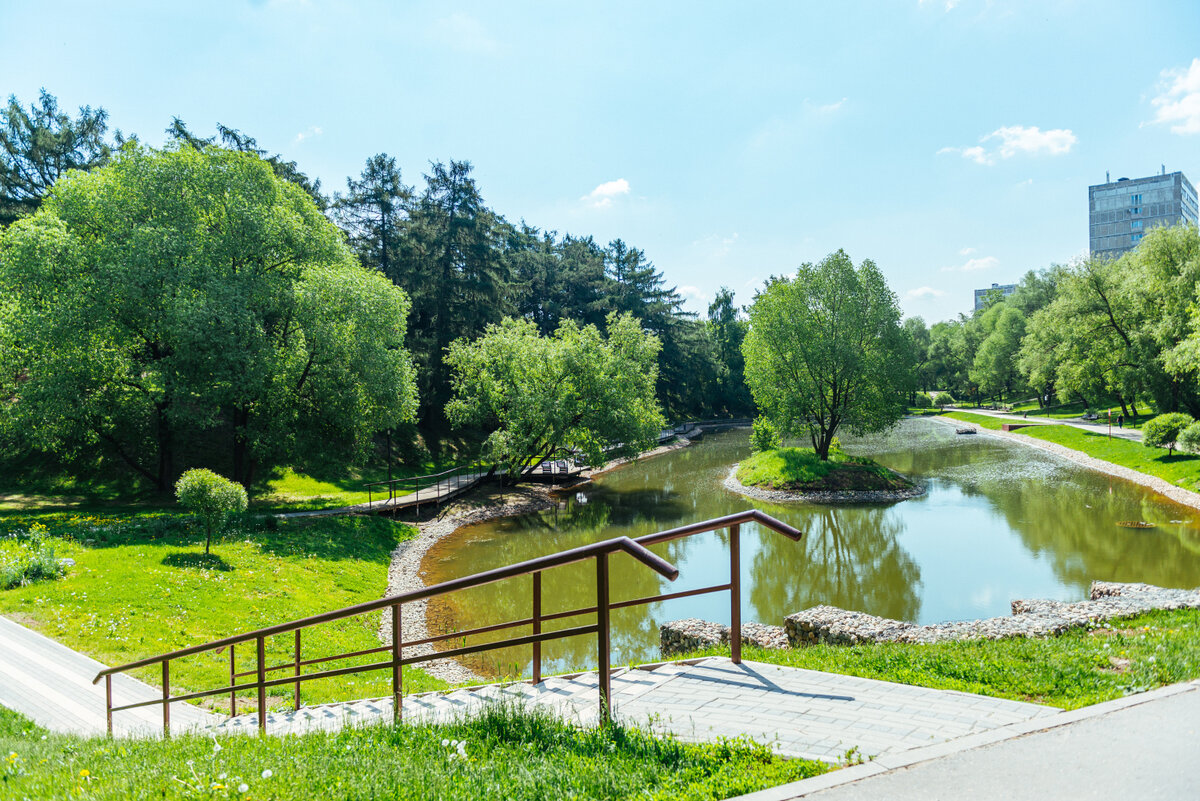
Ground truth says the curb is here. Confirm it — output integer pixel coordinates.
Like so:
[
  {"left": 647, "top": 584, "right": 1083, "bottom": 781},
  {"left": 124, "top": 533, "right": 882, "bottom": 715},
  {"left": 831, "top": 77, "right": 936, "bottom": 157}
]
[{"left": 729, "top": 679, "right": 1200, "bottom": 800}]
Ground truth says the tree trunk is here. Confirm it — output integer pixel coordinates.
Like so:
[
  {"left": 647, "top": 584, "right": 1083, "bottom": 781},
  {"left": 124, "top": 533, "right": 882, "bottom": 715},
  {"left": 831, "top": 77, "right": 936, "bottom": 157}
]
[{"left": 156, "top": 405, "right": 173, "bottom": 492}]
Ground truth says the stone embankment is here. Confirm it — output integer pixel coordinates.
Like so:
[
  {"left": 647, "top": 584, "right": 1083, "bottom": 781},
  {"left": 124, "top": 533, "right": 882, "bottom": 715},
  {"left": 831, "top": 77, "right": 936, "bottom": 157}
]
[
  {"left": 723, "top": 465, "right": 926, "bottom": 505},
  {"left": 659, "top": 618, "right": 789, "bottom": 656},
  {"left": 660, "top": 582, "right": 1200, "bottom": 656}
]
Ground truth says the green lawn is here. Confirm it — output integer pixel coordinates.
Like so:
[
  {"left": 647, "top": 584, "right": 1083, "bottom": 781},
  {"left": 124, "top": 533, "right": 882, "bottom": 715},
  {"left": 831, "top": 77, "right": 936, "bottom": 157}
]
[
  {"left": 685, "top": 608, "right": 1200, "bottom": 710},
  {"left": 945, "top": 411, "right": 1200, "bottom": 492},
  {"left": 737, "top": 447, "right": 910, "bottom": 491},
  {"left": 0, "top": 704, "right": 826, "bottom": 800},
  {"left": 0, "top": 512, "right": 445, "bottom": 711}
]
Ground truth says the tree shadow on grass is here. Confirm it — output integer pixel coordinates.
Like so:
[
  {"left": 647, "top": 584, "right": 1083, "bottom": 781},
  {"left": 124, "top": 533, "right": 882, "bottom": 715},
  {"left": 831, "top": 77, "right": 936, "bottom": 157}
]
[{"left": 162, "top": 552, "right": 234, "bottom": 571}]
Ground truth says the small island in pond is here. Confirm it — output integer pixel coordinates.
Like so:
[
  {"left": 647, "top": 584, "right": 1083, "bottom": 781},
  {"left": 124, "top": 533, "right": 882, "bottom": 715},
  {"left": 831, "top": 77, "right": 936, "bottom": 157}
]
[{"left": 727, "top": 446, "right": 925, "bottom": 504}]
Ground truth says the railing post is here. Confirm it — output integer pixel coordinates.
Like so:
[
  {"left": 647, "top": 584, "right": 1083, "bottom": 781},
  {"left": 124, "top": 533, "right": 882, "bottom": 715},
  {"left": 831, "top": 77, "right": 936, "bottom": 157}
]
[
  {"left": 162, "top": 660, "right": 171, "bottom": 738},
  {"left": 392, "top": 603, "right": 403, "bottom": 724},
  {"left": 229, "top": 644, "right": 237, "bottom": 716},
  {"left": 105, "top": 675, "right": 113, "bottom": 737},
  {"left": 256, "top": 635, "right": 267, "bottom": 733},
  {"left": 730, "top": 523, "right": 742, "bottom": 664},
  {"left": 596, "top": 553, "right": 611, "bottom": 723},
  {"left": 293, "top": 630, "right": 302, "bottom": 711},
  {"left": 532, "top": 571, "right": 542, "bottom": 684}
]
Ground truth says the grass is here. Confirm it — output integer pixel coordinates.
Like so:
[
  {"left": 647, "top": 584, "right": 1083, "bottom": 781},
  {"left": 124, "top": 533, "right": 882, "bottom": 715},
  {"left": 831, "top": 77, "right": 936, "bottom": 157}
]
[
  {"left": 684, "top": 608, "right": 1200, "bottom": 710},
  {"left": 737, "top": 447, "right": 912, "bottom": 492},
  {"left": 0, "top": 511, "right": 446, "bottom": 710},
  {"left": 0, "top": 704, "right": 827, "bottom": 800},
  {"left": 1007, "top": 400, "right": 1156, "bottom": 429},
  {"left": 944, "top": 411, "right": 1200, "bottom": 492}
]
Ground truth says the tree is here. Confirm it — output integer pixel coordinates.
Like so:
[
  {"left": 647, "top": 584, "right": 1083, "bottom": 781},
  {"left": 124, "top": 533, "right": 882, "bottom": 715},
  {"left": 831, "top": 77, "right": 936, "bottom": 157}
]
[
  {"left": 1142, "top": 412, "right": 1194, "bottom": 457},
  {"left": 970, "top": 305, "right": 1026, "bottom": 402},
  {"left": 932, "top": 392, "right": 953, "bottom": 409},
  {"left": 0, "top": 144, "right": 418, "bottom": 490},
  {"left": 742, "top": 250, "right": 909, "bottom": 460},
  {"left": 175, "top": 469, "right": 248, "bottom": 555},
  {"left": 445, "top": 314, "right": 665, "bottom": 484},
  {"left": 749, "top": 416, "right": 781, "bottom": 453},
  {"left": 332, "top": 153, "right": 411, "bottom": 283},
  {"left": 708, "top": 287, "right": 754, "bottom": 415},
  {"left": 0, "top": 90, "right": 114, "bottom": 226}
]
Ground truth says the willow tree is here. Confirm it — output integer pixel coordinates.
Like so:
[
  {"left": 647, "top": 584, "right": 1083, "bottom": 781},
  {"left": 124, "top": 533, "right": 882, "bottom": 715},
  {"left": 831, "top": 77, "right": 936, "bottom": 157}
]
[
  {"left": 742, "top": 250, "right": 909, "bottom": 460},
  {"left": 445, "top": 313, "right": 664, "bottom": 483},
  {"left": 0, "top": 144, "right": 418, "bottom": 490}
]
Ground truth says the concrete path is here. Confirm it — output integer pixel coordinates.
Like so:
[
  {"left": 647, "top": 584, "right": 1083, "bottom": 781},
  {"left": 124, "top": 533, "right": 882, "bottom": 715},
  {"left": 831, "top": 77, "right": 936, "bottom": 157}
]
[
  {"left": 211, "top": 657, "right": 1059, "bottom": 763},
  {"left": 0, "top": 615, "right": 218, "bottom": 738},
  {"left": 740, "top": 679, "right": 1200, "bottom": 800},
  {"left": 953, "top": 407, "right": 1143, "bottom": 441}
]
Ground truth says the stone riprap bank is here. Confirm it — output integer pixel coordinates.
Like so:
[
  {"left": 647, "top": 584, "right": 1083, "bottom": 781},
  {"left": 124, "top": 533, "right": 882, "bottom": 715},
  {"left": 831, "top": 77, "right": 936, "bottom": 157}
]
[{"left": 660, "top": 581, "right": 1200, "bottom": 656}]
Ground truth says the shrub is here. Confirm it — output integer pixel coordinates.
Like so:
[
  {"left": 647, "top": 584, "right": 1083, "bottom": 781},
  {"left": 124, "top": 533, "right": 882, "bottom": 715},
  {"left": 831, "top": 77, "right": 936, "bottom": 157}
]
[
  {"left": 750, "top": 416, "right": 782, "bottom": 453},
  {"left": 175, "top": 469, "right": 248, "bottom": 554},
  {"left": 1177, "top": 421, "right": 1200, "bottom": 455},
  {"left": 913, "top": 393, "right": 932, "bottom": 409},
  {"left": 932, "top": 392, "right": 954, "bottom": 409},
  {"left": 1143, "top": 412, "right": 1195, "bottom": 457},
  {"left": 1, "top": 523, "right": 66, "bottom": 590}
]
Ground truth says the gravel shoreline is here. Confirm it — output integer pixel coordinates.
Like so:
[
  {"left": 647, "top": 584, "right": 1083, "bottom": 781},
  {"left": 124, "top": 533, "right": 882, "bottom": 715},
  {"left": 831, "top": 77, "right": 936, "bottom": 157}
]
[
  {"left": 931, "top": 415, "right": 1200, "bottom": 512},
  {"left": 723, "top": 464, "right": 926, "bottom": 504},
  {"left": 376, "top": 485, "right": 556, "bottom": 685}
]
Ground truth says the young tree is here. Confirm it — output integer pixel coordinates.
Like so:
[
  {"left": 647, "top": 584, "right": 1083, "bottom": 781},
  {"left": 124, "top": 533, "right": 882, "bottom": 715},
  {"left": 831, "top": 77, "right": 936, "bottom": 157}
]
[
  {"left": 445, "top": 314, "right": 665, "bottom": 483},
  {"left": 175, "top": 469, "right": 248, "bottom": 555},
  {"left": 0, "top": 90, "right": 114, "bottom": 226},
  {"left": 0, "top": 144, "right": 418, "bottom": 490},
  {"left": 1143, "top": 412, "right": 1194, "bottom": 457},
  {"left": 742, "top": 250, "right": 909, "bottom": 460}
]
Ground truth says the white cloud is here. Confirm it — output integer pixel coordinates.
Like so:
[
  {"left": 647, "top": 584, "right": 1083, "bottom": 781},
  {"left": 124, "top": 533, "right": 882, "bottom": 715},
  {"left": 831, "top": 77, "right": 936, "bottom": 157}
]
[
  {"left": 942, "top": 255, "right": 999, "bottom": 272},
  {"left": 958, "top": 247, "right": 976, "bottom": 256},
  {"left": 812, "top": 97, "right": 847, "bottom": 115},
  {"left": 919, "top": 0, "right": 962, "bottom": 10},
  {"left": 581, "top": 178, "right": 630, "bottom": 208},
  {"left": 939, "top": 125, "right": 1076, "bottom": 165},
  {"left": 678, "top": 285, "right": 709, "bottom": 306},
  {"left": 1148, "top": 58, "right": 1200, "bottom": 135},
  {"left": 907, "top": 286, "right": 946, "bottom": 299},
  {"left": 428, "top": 12, "right": 499, "bottom": 55},
  {"left": 294, "top": 126, "right": 322, "bottom": 143}
]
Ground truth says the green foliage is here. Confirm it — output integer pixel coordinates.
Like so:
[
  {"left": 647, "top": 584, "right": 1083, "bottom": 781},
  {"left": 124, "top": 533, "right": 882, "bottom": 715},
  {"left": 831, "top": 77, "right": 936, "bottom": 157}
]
[
  {"left": 932, "top": 392, "right": 954, "bottom": 408},
  {"left": 0, "top": 511, "right": 443, "bottom": 704},
  {"left": 749, "top": 417, "right": 781, "bottom": 453},
  {"left": 446, "top": 314, "right": 665, "bottom": 482},
  {"left": 0, "top": 703, "right": 825, "bottom": 800},
  {"left": 913, "top": 393, "right": 932, "bottom": 409},
  {"left": 683, "top": 608, "right": 1200, "bottom": 711},
  {"left": 174, "top": 470, "right": 248, "bottom": 554},
  {"left": 0, "top": 144, "right": 418, "bottom": 490},
  {"left": 0, "top": 522, "right": 65, "bottom": 590},
  {"left": 1142, "top": 412, "right": 1195, "bottom": 456},
  {"left": 1177, "top": 421, "right": 1200, "bottom": 455},
  {"left": 736, "top": 447, "right": 909, "bottom": 492},
  {"left": 743, "top": 250, "right": 910, "bottom": 460}
]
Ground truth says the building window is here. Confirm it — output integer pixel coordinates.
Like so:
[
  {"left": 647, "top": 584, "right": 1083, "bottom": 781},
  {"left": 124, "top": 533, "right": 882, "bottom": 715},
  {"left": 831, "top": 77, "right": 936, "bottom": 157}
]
[
  {"left": 1131, "top": 194, "right": 1142, "bottom": 204},
  {"left": 1131, "top": 207, "right": 1141, "bottom": 215},
  {"left": 1132, "top": 233, "right": 1143, "bottom": 242},
  {"left": 1132, "top": 220, "right": 1143, "bottom": 229}
]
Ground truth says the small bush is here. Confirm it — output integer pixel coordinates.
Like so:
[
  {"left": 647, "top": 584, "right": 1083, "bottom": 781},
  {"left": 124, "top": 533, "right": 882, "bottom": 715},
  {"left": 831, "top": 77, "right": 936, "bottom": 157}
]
[
  {"left": 1143, "top": 412, "right": 1195, "bottom": 457},
  {"left": 932, "top": 392, "right": 954, "bottom": 409},
  {"left": 749, "top": 416, "right": 782, "bottom": 453},
  {"left": 913, "top": 394, "right": 932, "bottom": 409},
  {"left": 1, "top": 523, "right": 66, "bottom": 590},
  {"left": 1177, "top": 421, "right": 1200, "bottom": 455},
  {"left": 175, "top": 469, "right": 248, "bottom": 554}
]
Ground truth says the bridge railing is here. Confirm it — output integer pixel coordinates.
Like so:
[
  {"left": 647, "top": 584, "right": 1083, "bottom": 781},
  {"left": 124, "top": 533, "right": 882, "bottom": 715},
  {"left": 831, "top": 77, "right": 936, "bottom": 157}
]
[
  {"left": 93, "top": 510, "right": 802, "bottom": 735},
  {"left": 364, "top": 462, "right": 489, "bottom": 509}
]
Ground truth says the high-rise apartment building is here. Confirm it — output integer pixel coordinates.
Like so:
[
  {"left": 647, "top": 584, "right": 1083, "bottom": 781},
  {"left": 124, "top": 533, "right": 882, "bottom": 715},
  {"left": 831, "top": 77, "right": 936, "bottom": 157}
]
[
  {"left": 973, "top": 283, "right": 1016, "bottom": 312},
  {"left": 1088, "top": 170, "right": 1198, "bottom": 258}
]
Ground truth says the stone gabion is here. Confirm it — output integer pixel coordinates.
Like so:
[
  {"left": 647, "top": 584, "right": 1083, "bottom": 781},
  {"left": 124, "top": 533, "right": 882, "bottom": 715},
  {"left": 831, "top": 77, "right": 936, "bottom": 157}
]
[
  {"left": 785, "top": 582, "right": 1200, "bottom": 647},
  {"left": 659, "top": 618, "right": 788, "bottom": 657}
]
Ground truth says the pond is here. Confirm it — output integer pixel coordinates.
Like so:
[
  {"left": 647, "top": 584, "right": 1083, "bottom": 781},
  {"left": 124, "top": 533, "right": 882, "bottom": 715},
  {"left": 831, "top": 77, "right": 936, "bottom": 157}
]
[{"left": 421, "top": 418, "right": 1200, "bottom": 677}]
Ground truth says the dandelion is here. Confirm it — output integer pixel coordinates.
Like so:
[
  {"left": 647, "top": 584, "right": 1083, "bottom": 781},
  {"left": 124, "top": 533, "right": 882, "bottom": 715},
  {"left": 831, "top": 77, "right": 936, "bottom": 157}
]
[
  {"left": 79, "top": 769, "right": 91, "bottom": 778},
  {"left": 441, "top": 739, "right": 450, "bottom": 747},
  {"left": 212, "top": 735, "right": 223, "bottom": 753},
  {"left": 261, "top": 768, "right": 273, "bottom": 779},
  {"left": 239, "top": 783, "right": 249, "bottom": 793}
]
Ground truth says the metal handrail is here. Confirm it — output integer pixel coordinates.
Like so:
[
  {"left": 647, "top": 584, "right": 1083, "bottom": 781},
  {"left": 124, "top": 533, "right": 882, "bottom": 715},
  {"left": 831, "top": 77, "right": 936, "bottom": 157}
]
[
  {"left": 93, "top": 510, "right": 802, "bottom": 736},
  {"left": 365, "top": 462, "right": 490, "bottom": 510}
]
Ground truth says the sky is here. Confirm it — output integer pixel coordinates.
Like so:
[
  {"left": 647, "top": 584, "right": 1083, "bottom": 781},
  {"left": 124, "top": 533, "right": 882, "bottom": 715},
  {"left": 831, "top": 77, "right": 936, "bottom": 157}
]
[{"left": 2, "top": 0, "right": 1199, "bottom": 323}]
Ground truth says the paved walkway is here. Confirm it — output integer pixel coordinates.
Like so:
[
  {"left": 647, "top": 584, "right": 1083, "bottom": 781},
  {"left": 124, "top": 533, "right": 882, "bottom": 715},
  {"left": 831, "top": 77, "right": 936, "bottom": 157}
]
[
  {"left": 212, "top": 658, "right": 1059, "bottom": 763},
  {"left": 0, "top": 615, "right": 218, "bottom": 738},
  {"left": 954, "top": 407, "right": 1143, "bottom": 441},
  {"left": 741, "top": 679, "right": 1200, "bottom": 800}
]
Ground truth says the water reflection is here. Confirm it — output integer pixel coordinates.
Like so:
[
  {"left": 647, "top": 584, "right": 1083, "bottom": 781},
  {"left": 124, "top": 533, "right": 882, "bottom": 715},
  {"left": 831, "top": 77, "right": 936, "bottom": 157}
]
[{"left": 422, "top": 419, "right": 1200, "bottom": 676}]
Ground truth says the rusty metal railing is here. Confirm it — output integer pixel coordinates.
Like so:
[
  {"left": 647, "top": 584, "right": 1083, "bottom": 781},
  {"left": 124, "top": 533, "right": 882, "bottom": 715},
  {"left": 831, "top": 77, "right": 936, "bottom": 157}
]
[{"left": 93, "top": 510, "right": 801, "bottom": 735}]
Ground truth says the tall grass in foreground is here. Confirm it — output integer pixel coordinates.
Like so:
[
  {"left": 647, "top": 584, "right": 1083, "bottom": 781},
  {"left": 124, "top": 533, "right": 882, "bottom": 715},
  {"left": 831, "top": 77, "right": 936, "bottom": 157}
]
[{"left": 0, "top": 703, "right": 826, "bottom": 800}]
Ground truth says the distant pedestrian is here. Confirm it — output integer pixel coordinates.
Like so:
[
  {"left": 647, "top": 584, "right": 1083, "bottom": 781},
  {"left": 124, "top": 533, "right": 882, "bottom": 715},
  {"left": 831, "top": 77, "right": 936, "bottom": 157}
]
[{"left": 1118, "top": 414, "right": 1124, "bottom": 428}]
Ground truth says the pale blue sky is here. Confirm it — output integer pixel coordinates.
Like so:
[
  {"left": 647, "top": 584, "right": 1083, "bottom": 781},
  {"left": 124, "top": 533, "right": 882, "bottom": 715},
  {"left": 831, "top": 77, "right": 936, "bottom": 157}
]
[{"left": 3, "top": 0, "right": 1199, "bottom": 322}]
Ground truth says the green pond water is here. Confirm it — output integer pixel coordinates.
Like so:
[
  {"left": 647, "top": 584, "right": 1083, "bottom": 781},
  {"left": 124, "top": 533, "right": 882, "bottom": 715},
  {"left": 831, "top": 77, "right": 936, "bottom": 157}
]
[{"left": 421, "top": 418, "right": 1200, "bottom": 677}]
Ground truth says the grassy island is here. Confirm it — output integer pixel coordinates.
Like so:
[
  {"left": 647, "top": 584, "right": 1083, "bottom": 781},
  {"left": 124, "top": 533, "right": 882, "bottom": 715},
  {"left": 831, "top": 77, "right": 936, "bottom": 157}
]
[{"left": 736, "top": 447, "right": 913, "bottom": 493}]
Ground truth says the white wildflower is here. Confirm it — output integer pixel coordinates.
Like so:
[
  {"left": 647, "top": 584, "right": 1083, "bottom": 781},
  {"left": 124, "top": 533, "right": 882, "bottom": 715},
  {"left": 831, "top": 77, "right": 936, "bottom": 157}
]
[{"left": 261, "top": 768, "right": 273, "bottom": 779}]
